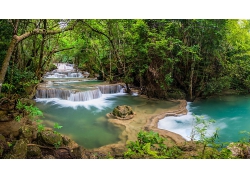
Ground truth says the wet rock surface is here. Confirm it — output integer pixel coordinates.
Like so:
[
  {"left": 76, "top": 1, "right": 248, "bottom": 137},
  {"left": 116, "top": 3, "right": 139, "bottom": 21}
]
[{"left": 107, "top": 105, "right": 135, "bottom": 120}]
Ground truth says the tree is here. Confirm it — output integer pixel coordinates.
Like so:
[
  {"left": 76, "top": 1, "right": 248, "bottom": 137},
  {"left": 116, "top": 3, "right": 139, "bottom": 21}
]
[{"left": 0, "top": 19, "right": 78, "bottom": 94}]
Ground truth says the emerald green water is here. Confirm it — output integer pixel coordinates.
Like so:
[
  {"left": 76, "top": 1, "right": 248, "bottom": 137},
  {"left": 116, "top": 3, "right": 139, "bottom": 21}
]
[
  {"left": 36, "top": 93, "right": 177, "bottom": 149},
  {"left": 159, "top": 95, "right": 250, "bottom": 143}
]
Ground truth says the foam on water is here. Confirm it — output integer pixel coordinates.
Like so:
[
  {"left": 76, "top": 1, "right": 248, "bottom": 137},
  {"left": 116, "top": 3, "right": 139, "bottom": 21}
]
[
  {"left": 35, "top": 92, "right": 127, "bottom": 110},
  {"left": 158, "top": 102, "right": 227, "bottom": 140}
]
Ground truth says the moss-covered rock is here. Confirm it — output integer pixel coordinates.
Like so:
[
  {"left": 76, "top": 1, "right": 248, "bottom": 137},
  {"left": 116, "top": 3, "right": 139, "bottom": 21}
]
[
  {"left": 27, "top": 145, "right": 42, "bottom": 159},
  {"left": 5, "top": 139, "right": 28, "bottom": 159},
  {"left": 62, "top": 135, "right": 79, "bottom": 150},
  {"left": 39, "top": 130, "right": 63, "bottom": 147},
  {"left": 227, "top": 142, "right": 250, "bottom": 158},
  {"left": 19, "top": 125, "right": 37, "bottom": 142},
  {"left": 43, "top": 155, "right": 55, "bottom": 159},
  {"left": 111, "top": 105, "right": 135, "bottom": 120},
  {"left": 0, "top": 134, "right": 8, "bottom": 157},
  {"left": 0, "top": 110, "right": 12, "bottom": 122},
  {"left": 0, "top": 120, "right": 21, "bottom": 137},
  {"left": 19, "top": 98, "right": 36, "bottom": 106}
]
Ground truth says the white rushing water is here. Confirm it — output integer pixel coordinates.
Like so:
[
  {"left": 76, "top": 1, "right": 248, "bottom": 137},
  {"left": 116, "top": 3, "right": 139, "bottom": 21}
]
[
  {"left": 36, "top": 84, "right": 124, "bottom": 102},
  {"left": 35, "top": 92, "right": 127, "bottom": 110},
  {"left": 158, "top": 102, "right": 227, "bottom": 140}
]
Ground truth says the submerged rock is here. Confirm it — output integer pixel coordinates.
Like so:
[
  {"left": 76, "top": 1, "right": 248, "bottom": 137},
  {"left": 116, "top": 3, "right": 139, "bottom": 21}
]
[{"left": 109, "top": 105, "right": 135, "bottom": 120}]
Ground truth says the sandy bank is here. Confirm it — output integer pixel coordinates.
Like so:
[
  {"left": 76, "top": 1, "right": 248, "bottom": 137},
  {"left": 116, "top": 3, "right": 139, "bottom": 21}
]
[{"left": 93, "top": 99, "right": 188, "bottom": 155}]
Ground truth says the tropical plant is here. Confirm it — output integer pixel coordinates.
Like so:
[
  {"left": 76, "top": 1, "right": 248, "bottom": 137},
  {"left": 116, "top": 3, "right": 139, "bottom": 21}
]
[{"left": 124, "top": 130, "right": 182, "bottom": 159}]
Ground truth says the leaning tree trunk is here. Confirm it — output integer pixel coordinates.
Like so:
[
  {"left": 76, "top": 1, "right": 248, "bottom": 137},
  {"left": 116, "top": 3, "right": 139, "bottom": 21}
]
[{"left": 0, "top": 38, "right": 17, "bottom": 94}]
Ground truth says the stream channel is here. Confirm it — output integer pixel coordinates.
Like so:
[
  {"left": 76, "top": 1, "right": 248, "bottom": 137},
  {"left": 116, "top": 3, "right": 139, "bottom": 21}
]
[
  {"left": 35, "top": 63, "right": 178, "bottom": 149},
  {"left": 36, "top": 64, "right": 250, "bottom": 149}
]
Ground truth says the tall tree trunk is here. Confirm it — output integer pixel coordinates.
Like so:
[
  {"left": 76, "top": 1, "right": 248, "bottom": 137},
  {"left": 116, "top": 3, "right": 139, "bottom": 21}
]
[
  {"left": 36, "top": 20, "right": 47, "bottom": 79},
  {"left": 189, "top": 65, "right": 194, "bottom": 101}
]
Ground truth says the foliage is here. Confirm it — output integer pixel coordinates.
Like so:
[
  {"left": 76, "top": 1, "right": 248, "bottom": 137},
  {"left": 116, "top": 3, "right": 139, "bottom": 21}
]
[
  {"left": 54, "top": 123, "right": 63, "bottom": 130},
  {"left": 24, "top": 105, "right": 43, "bottom": 118},
  {"left": 2, "top": 19, "right": 250, "bottom": 101},
  {"left": 37, "top": 124, "right": 45, "bottom": 132},
  {"left": 54, "top": 141, "right": 61, "bottom": 149},
  {"left": 189, "top": 115, "right": 234, "bottom": 159},
  {"left": 124, "top": 116, "right": 250, "bottom": 159},
  {"left": 124, "top": 130, "right": 182, "bottom": 159},
  {"left": 15, "top": 115, "right": 21, "bottom": 122},
  {"left": 16, "top": 99, "right": 46, "bottom": 134},
  {"left": 3, "top": 65, "right": 38, "bottom": 96}
]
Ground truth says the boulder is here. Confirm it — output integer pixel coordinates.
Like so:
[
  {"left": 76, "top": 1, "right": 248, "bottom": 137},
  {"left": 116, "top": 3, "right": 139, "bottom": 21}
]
[
  {"left": 0, "top": 120, "right": 22, "bottom": 137},
  {"left": 19, "top": 98, "right": 36, "bottom": 106},
  {"left": 111, "top": 105, "right": 135, "bottom": 120},
  {"left": 0, "top": 134, "right": 8, "bottom": 158},
  {"left": 4, "top": 139, "right": 28, "bottom": 159},
  {"left": 62, "top": 135, "right": 79, "bottom": 149},
  {"left": 227, "top": 142, "right": 250, "bottom": 158},
  {"left": 27, "top": 145, "right": 42, "bottom": 159},
  {"left": 0, "top": 110, "right": 13, "bottom": 122},
  {"left": 19, "top": 125, "right": 37, "bottom": 142},
  {"left": 39, "top": 130, "right": 63, "bottom": 147}
]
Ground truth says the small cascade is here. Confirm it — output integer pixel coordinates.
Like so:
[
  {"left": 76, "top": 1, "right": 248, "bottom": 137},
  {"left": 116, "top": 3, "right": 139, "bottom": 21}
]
[
  {"left": 36, "top": 88, "right": 71, "bottom": 99},
  {"left": 36, "top": 88, "right": 102, "bottom": 101},
  {"left": 68, "top": 89, "right": 102, "bottom": 101},
  {"left": 68, "top": 72, "right": 84, "bottom": 78},
  {"left": 97, "top": 84, "right": 123, "bottom": 94},
  {"left": 43, "top": 63, "right": 89, "bottom": 79}
]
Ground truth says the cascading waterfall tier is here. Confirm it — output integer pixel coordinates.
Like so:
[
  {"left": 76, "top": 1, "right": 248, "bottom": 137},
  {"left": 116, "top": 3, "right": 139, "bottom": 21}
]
[
  {"left": 36, "top": 84, "right": 124, "bottom": 102},
  {"left": 68, "top": 89, "right": 102, "bottom": 101},
  {"left": 36, "top": 88, "right": 102, "bottom": 101},
  {"left": 97, "top": 84, "right": 123, "bottom": 94},
  {"left": 43, "top": 63, "right": 89, "bottom": 79}
]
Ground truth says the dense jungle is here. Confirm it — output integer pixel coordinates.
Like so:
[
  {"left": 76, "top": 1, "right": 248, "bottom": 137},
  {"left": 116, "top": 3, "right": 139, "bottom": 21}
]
[{"left": 1, "top": 19, "right": 250, "bottom": 159}]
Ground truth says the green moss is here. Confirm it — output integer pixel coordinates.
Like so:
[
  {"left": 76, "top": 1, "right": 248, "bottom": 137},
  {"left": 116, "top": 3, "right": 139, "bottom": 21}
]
[
  {"left": 112, "top": 105, "right": 134, "bottom": 118},
  {"left": 7, "top": 139, "right": 28, "bottom": 159},
  {"left": 20, "top": 125, "right": 33, "bottom": 138},
  {"left": 27, "top": 145, "right": 42, "bottom": 158},
  {"left": 39, "top": 130, "right": 63, "bottom": 146}
]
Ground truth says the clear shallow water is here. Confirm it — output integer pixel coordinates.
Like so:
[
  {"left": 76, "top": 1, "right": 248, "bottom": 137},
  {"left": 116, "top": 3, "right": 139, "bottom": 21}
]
[
  {"left": 159, "top": 95, "right": 250, "bottom": 143},
  {"left": 36, "top": 93, "right": 177, "bottom": 149}
]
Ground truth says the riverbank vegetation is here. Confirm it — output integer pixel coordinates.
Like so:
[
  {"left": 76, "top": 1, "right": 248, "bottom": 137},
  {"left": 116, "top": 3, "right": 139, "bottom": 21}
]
[{"left": 1, "top": 19, "right": 250, "bottom": 159}]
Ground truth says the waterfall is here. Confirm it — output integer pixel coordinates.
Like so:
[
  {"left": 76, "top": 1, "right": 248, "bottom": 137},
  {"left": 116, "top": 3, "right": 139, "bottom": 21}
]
[
  {"left": 36, "top": 88, "right": 71, "bottom": 99},
  {"left": 68, "top": 72, "right": 84, "bottom": 78},
  {"left": 36, "top": 84, "right": 124, "bottom": 102},
  {"left": 43, "top": 63, "right": 88, "bottom": 79},
  {"left": 36, "top": 88, "right": 102, "bottom": 101},
  {"left": 97, "top": 84, "right": 123, "bottom": 94},
  {"left": 68, "top": 89, "right": 102, "bottom": 101}
]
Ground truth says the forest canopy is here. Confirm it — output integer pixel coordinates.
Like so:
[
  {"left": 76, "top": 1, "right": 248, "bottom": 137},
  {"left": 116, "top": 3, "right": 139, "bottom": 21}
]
[{"left": 1, "top": 19, "right": 250, "bottom": 101}]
